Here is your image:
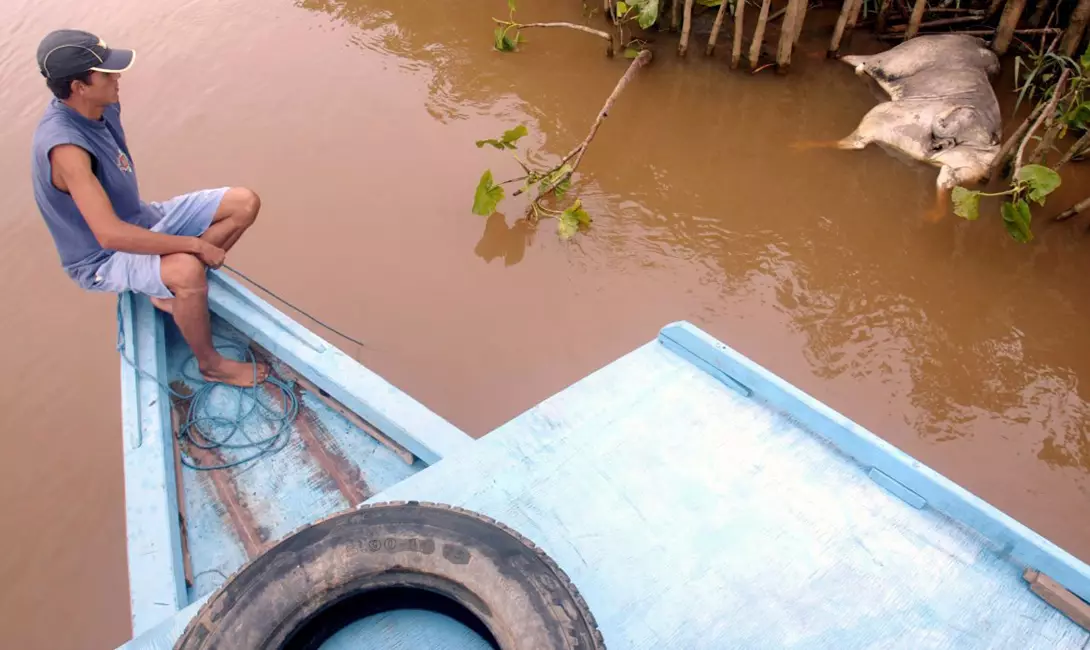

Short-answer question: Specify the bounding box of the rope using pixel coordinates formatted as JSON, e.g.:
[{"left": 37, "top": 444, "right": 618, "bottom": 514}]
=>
[
  {"left": 221, "top": 264, "right": 365, "bottom": 349},
  {"left": 115, "top": 295, "right": 300, "bottom": 471}
]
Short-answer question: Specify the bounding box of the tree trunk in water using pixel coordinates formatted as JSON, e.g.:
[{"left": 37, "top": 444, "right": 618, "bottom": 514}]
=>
[
  {"left": 993, "top": 0, "right": 1029, "bottom": 55},
  {"left": 1061, "top": 0, "right": 1090, "bottom": 55},
  {"left": 905, "top": 0, "right": 929, "bottom": 39},
  {"left": 706, "top": 0, "right": 731, "bottom": 55},
  {"left": 829, "top": 0, "right": 861, "bottom": 55},
  {"left": 679, "top": 0, "right": 695, "bottom": 56},
  {"left": 732, "top": 0, "right": 747, "bottom": 68},
  {"left": 777, "top": 0, "right": 806, "bottom": 71},
  {"left": 750, "top": 0, "right": 774, "bottom": 69}
]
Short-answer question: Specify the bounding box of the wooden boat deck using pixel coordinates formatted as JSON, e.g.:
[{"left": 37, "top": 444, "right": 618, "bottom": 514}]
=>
[{"left": 119, "top": 316, "right": 1090, "bottom": 648}]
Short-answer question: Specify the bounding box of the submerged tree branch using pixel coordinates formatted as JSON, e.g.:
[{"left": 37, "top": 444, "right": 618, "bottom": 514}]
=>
[
  {"left": 1053, "top": 194, "right": 1090, "bottom": 221},
  {"left": 1056, "top": 130, "right": 1090, "bottom": 170},
  {"left": 515, "top": 49, "right": 653, "bottom": 200}
]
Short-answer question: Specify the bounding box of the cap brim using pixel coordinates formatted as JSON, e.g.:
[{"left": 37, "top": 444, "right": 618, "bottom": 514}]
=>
[{"left": 90, "top": 48, "right": 135, "bottom": 73}]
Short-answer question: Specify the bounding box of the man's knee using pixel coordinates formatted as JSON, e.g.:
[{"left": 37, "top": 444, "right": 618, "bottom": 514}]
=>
[
  {"left": 160, "top": 253, "right": 207, "bottom": 296},
  {"left": 233, "top": 187, "right": 260, "bottom": 227}
]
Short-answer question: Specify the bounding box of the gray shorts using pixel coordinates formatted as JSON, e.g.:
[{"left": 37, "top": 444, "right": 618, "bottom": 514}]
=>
[{"left": 91, "top": 187, "right": 228, "bottom": 299}]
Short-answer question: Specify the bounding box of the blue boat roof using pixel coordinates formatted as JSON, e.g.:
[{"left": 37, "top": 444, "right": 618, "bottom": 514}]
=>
[{"left": 119, "top": 298, "right": 1090, "bottom": 647}]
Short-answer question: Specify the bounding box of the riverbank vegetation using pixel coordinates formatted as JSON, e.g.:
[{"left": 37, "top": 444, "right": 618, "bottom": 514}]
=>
[{"left": 471, "top": 0, "right": 1090, "bottom": 241}]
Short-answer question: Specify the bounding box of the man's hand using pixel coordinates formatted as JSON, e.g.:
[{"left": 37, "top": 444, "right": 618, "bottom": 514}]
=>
[{"left": 195, "top": 241, "right": 226, "bottom": 269}]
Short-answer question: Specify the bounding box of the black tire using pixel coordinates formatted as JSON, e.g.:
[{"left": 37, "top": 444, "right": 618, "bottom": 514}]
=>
[{"left": 175, "top": 501, "right": 605, "bottom": 650}]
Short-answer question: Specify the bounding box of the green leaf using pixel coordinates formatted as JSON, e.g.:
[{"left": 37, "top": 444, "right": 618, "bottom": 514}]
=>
[
  {"left": 624, "top": 47, "right": 642, "bottom": 58},
  {"left": 501, "top": 125, "right": 528, "bottom": 147},
  {"left": 472, "top": 170, "right": 505, "bottom": 216},
  {"left": 617, "top": 1, "right": 630, "bottom": 15},
  {"left": 951, "top": 186, "right": 981, "bottom": 221},
  {"left": 475, "top": 138, "right": 505, "bottom": 150},
  {"left": 539, "top": 164, "right": 573, "bottom": 194},
  {"left": 508, "top": 0, "right": 517, "bottom": 12},
  {"left": 493, "top": 27, "right": 517, "bottom": 52},
  {"left": 554, "top": 177, "right": 571, "bottom": 198},
  {"left": 1079, "top": 46, "right": 1090, "bottom": 71},
  {"left": 629, "top": 0, "right": 660, "bottom": 29},
  {"left": 1001, "top": 199, "right": 1034, "bottom": 243},
  {"left": 563, "top": 199, "right": 592, "bottom": 226},
  {"left": 1015, "top": 163, "right": 1061, "bottom": 205},
  {"left": 558, "top": 212, "right": 579, "bottom": 238}
]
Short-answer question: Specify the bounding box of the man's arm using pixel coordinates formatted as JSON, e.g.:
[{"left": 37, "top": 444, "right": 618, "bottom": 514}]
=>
[{"left": 49, "top": 144, "right": 223, "bottom": 265}]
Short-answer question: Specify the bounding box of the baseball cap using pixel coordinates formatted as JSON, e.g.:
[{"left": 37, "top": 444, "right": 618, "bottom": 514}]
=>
[{"left": 37, "top": 29, "right": 135, "bottom": 79}]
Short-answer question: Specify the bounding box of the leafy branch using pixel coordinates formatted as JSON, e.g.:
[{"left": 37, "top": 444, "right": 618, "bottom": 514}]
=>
[
  {"left": 493, "top": 0, "right": 615, "bottom": 56},
  {"left": 470, "top": 45, "right": 653, "bottom": 238},
  {"left": 952, "top": 164, "right": 1061, "bottom": 243}
]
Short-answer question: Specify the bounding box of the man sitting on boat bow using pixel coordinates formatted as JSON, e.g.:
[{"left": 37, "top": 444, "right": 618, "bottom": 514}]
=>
[{"left": 30, "top": 29, "right": 269, "bottom": 387}]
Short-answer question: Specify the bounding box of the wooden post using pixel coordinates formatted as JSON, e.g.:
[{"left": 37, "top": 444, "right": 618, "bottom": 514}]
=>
[
  {"left": 672, "top": 0, "right": 682, "bottom": 30},
  {"left": 876, "top": 0, "right": 894, "bottom": 33},
  {"left": 732, "top": 0, "right": 747, "bottom": 68},
  {"left": 829, "top": 0, "right": 862, "bottom": 56},
  {"left": 904, "top": 0, "right": 929, "bottom": 39},
  {"left": 777, "top": 0, "right": 806, "bottom": 72},
  {"left": 750, "top": 0, "right": 773, "bottom": 68},
  {"left": 843, "top": 0, "right": 864, "bottom": 49},
  {"left": 706, "top": 0, "right": 731, "bottom": 56},
  {"left": 1061, "top": 0, "right": 1090, "bottom": 56},
  {"left": 679, "top": 0, "right": 695, "bottom": 56},
  {"left": 993, "top": 0, "right": 1030, "bottom": 55},
  {"left": 793, "top": 0, "right": 809, "bottom": 44},
  {"left": 986, "top": 0, "right": 1006, "bottom": 18}
]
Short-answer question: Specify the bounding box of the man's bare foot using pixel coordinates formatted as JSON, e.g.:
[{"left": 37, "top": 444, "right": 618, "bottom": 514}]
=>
[
  {"left": 200, "top": 357, "right": 270, "bottom": 387},
  {"left": 150, "top": 297, "right": 174, "bottom": 314}
]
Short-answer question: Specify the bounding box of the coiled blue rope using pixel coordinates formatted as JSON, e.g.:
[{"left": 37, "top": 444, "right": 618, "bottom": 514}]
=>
[{"left": 115, "top": 294, "right": 300, "bottom": 471}]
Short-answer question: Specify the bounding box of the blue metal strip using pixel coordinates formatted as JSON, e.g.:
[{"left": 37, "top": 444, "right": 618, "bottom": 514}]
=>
[
  {"left": 119, "top": 293, "right": 187, "bottom": 636},
  {"left": 657, "top": 320, "right": 1090, "bottom": 604}
]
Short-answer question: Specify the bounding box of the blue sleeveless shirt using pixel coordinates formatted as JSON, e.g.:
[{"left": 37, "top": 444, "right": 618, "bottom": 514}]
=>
[{"left": 31, "top": 99, "right": 160, "bottom": 289}]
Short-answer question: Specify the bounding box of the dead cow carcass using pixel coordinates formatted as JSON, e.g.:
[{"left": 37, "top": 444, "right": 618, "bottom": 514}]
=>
[{"left": 837, "top": 35, "right": 1002, "bottom": 219}]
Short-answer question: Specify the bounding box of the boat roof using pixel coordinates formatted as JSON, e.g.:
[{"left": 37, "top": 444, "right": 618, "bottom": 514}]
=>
[{"left": 119, "top": 284, "right": 1090, "bottom": 648}]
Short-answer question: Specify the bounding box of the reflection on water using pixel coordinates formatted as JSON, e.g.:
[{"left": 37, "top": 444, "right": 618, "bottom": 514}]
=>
[{"left": 3, "top": 0, "right": 1090, "bottom": 648}]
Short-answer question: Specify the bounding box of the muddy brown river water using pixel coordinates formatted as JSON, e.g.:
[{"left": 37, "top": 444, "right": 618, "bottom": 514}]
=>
[{"left": 3, "top": 0, "right": 1090, "bottom": 647}]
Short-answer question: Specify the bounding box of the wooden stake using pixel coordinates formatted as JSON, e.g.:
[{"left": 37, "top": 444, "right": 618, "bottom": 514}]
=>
[
  {"left": 1056, "top": 130, "right": 1090, "bottom": 170},
  {"left": 994, "top": 0, "right": 1030, "bottom": 55},
  {"left": 876, "top": 0, "right": 894, "bottom": 33},
  {"left": 750, "top": 0, "right": 774, "bottom": 68},
  {"left": 672, "top": 0, "right": 682, "bottom": 30},
  {"left": 707, "top": 0, "right": 732, "bottom": 56},
  {"left": 777, "top": 0, "right": 807, "bottom": 72},
  {"left": 890, "top": 15, "right": 987, "bottom": 32},
  {"left": 904, "top": 0, "right": 929, "bottom": 39},
  {"left": 679, "top": 0, "right": 695, "bottom": 56},
  {"left": 732, "top": 0, "right": 747, "bottom": 68},
  {"left": 829, "top": 0, "right": 862, "bottom": 55},
  {"left": 1054, "top": 195, "right": 1090, "bottom": 221},
  {"left": 1028, "top": 0, "right": 1054, "bottom": 26},
  {"left": 987, "top": 0, "right": 1006, "bottom": 18},
  {"left": 794, "top": 0, "right": 809, "bottom": 44},
  {"left": 1062, "top": 0, "right": 1090, "bottom": 56}
]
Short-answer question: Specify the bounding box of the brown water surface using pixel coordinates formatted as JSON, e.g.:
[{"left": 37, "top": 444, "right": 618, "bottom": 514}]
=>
[{"left": 3, "top": 1, "right": 1090, "bottom": 647}]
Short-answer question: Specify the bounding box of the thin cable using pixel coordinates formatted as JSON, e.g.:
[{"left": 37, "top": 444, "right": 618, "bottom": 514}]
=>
[
  {"left": 221, "top": 264, "right": 366, "bottom": 349},
  {"left": 116, "top": 295, "right": 299, "bottom": 471}
]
